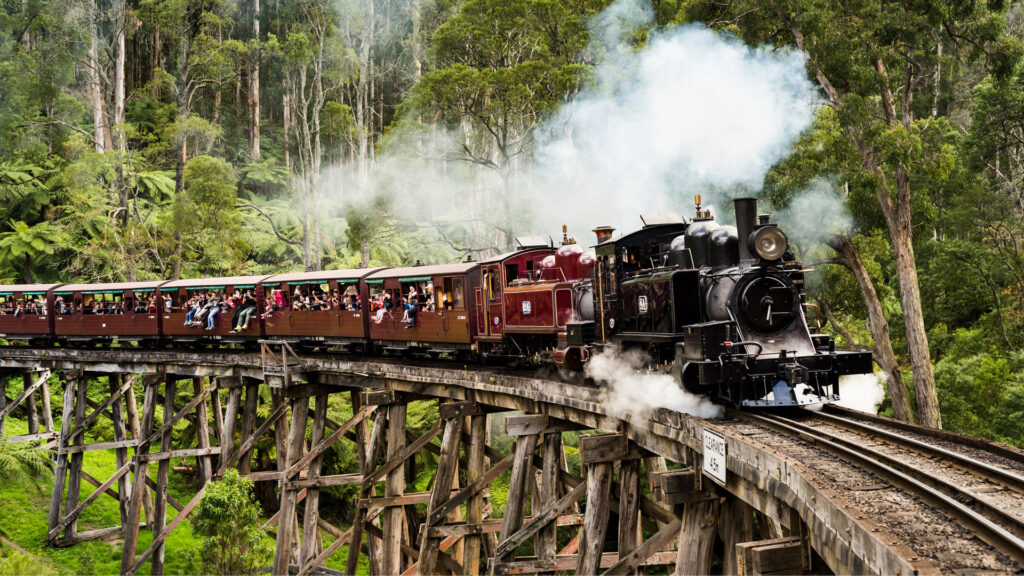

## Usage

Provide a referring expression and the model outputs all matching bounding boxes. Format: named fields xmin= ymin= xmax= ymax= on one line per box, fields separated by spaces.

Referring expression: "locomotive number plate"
xmin=702 ymin=429 xmax=727 ymax=486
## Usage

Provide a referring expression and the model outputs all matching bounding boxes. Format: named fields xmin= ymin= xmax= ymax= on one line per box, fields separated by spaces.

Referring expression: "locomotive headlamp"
xmin=749 ymin=226 xmax=788 ymax=261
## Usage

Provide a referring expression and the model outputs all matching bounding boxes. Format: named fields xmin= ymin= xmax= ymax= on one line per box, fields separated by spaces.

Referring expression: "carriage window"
xmin=505 ymin=264 xmax=519 ymax=285
xmin=339 ymin=282 xmax=360 ymax=311
xmin=288 ymin=282 xmax=333 ymax=311
xmin=448 ymin=278 xmax=464 ymax=308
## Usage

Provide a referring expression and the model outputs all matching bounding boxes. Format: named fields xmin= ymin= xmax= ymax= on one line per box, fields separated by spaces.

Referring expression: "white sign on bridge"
xmin=702 ymin=428 xmax=727 ymax=486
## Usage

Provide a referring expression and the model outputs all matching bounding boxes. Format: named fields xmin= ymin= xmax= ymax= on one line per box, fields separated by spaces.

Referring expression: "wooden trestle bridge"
xmin=0 ymin=345 xmax=1022 ymax=576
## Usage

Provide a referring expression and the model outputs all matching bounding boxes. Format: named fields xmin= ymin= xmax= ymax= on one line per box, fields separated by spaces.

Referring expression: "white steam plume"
xmin=586 ymin=349 xmax=724 ymax=421
xmin=532 ymin=4 xmax=819 ymax=234
xmin=836 ymin=372 xmax=887 ymax=414
xmin=770 ymin=178 xmax=853 ymax=249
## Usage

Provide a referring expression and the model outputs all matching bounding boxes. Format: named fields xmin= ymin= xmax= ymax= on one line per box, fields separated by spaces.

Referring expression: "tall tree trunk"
xmin=115 ymin=2 xmax=128 ymax=225
xmin=826 ymin=234 xmax=914 ymax=422
xmin=889 ymin=179 xmax=941 ymax=428
xmin=152 ymin=25 xmax=162 ymax=99
xmin=411 ymin=0 xmax=422 ymax=80
xmin=249 ymin=0 xmax=261 ymax=160
xmin=89 ymin=2 xmax=106 ymax=154
xmin=355 ymin=0 xmax=374 ymax=182
xmin=283 ymin=89 xmax=291 ymax=170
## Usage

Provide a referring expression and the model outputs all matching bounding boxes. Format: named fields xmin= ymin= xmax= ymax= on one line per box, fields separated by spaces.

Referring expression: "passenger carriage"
xmin=363 ymin=263 xmax=480 ymax=356
xmin=160 ymin=275 xmax=272 ymax=342
xmin=52 ymin=281 xmax=165 ymax=344
xmin=0 ymin=283 xmax=60 ymax=343
xmin=262 ymin=268 xmax=380 ymax=348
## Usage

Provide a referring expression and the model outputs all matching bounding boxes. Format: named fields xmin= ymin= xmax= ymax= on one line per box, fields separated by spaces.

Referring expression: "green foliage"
xmin=184 ymin=469 xmax=273 ymax=576
xmin=0 ymin=548 xmax=54 ymax=576
xmin=0 ymin=436 xmax=51 ymax=490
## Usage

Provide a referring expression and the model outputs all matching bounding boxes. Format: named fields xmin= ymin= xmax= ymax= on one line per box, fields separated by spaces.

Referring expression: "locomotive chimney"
xmin=735 ymin=197 xmax=757 ymax=261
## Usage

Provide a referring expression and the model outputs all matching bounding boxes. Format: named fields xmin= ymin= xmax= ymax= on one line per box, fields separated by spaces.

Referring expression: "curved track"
xmin=734 ymin=408 xmax=1024 ymax=566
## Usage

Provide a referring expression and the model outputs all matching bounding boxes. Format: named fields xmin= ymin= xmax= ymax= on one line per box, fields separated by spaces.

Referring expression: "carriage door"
xmin=485 ymin=265 xmax=503 ymax=335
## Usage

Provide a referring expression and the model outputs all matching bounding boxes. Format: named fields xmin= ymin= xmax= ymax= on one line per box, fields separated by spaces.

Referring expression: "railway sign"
xmin=703 ymin=428 xmax=727 ymax=486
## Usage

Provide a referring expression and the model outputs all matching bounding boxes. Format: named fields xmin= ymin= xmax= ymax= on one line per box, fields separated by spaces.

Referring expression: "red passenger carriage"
xmin=0 ymin=284 xmax=59 ymax=342
xmin=363 ymin=263 xmax=480 ymax=355
xmin=160 ymin=275 xmax=272 ymax=342
xmin=262 ymin=268 xmax=380 ymax=346
xmin=53 ymin=281 xmax=165 ymax=344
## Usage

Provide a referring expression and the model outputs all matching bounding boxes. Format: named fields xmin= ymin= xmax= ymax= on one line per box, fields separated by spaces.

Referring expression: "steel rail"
xmin=813 ymin=410 xmax=1024 ymax=496
xmin=824 ymin=405 xmax=1024 ymax=464
xmin=734 ymin=410 xmax=1024 ymax=566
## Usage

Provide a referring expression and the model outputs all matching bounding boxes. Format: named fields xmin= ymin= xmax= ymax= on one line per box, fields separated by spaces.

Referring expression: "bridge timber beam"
xmin=0 ymin=347 xmax=989 ymax=575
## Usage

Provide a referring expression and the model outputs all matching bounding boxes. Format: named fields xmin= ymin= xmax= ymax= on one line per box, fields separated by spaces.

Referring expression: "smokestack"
xmin=735 ymin=198 xmax=757 ymax=261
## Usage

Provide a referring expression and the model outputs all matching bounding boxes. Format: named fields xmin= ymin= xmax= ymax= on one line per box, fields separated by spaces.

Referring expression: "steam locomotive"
xmin=0 ymin=197 xmax=871 ymax=409
xmin=550 ymin=197 xmax=873 ymax=408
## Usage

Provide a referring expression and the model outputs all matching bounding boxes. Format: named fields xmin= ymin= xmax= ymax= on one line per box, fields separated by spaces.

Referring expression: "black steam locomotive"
xmin=561 ymin=197 xmax=873 ymax=408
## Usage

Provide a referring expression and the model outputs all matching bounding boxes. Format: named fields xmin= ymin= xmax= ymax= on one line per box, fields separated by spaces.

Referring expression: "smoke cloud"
xmin=770 ymin=178 xmax=853 ymax=252
xmin=836 ymin=372 xmax=887 ymax=414
xmin=586 ymin=349 xmax=725 ymax=421
xmin=531 ymin=3 xmax=819 ymax=234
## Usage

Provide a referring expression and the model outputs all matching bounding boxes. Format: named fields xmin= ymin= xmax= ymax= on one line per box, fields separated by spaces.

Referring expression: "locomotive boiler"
xmin=561 ymin=197 xmax=873 ymax=408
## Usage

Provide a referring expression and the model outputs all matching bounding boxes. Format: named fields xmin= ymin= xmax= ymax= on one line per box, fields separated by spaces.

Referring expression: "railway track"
xmin=732 ymin=407 xmax=1024 ymax=567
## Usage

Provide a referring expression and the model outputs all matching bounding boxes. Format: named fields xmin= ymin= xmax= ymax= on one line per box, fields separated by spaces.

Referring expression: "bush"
xmin=183 ymin=469 xmax=272 ymax=576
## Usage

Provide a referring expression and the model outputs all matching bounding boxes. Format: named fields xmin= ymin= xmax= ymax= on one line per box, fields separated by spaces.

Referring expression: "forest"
xmin=1 ymin=0 xmax=1024 ymax=571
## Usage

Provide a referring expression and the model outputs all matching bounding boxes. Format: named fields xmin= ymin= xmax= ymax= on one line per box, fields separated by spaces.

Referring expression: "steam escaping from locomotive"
xmin=836 ymin=372 xmax=887 ymax=414
xmin=531 ymin=1 xmax=819 ymax=233
xmin=587 ymin=348 xmax=725 ymax=421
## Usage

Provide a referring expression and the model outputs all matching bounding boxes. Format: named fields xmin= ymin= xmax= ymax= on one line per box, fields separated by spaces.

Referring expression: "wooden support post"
xmin=237 ymin=381 xmax=259 ymax=475
xmin=47 ymin=372 xmax=79 ymax=542
xmin=536 ymin=432 xmax=561 ymax=565
xmin=210 ymin=380 xmax=224 ymax=444
xmin=151 ymin=378 xmax=176 ymax=575
xmin=382 ymin=401 xmax=407 ymax=576
xmin=60 ymin=373 xmax=88 ymax=544
xmin=220 ymin=386 xmax=242 ymax=467
xmin=674 ymin=498 xmax=720 ymax=576
xmin=464 ymin=414 xmax=487 ymax=575
xmin=111 ymin=375 xmax=131 ymax=530
xmin=122 ymin=376 xmax=157 ymax=574
xmin=575 ymin=462 xmax=612 ymax=576
xmin=719 ymin=495 xmax=755 ymax=576
xmin=299 ymin=393 xmax=328 ymax=570
xmin=125 ymin=376 xmax=154 ymax=523
xmin=40 ymin=374 xmax=54 ymax=433
xmin=417 ymin=405 xmax=464 ymax=576
xmin=618 ymin=458 xmax=642 ymax=567
xmin=24 ymin=372 xmax=38 ymax=435
xmin=347 ymin=408 xmax=386 ymax=576
xmin=192 ymin=378 xmax=212 ymax=482
xmin=272 ymin=396 xmax=310 ymax=576
xmin=495 ymin=431 xmax=538 ymax=568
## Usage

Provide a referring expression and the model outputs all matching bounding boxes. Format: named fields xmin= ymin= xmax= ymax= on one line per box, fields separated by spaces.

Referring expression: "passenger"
xmin=275 ymin=288 xmax=286 ymax=309
xmin=403 ymin=297 xmax=418 ymax=329
xmin=231 ymin=291 xmax=258 ymax=333
xmin=424 ymin=285 xmax=435 ymax=311
xmin=372 ymin=293 xmax=391 ymax=324
xmin=184 ymin=295 xmax=199 ymax=326
xmin=203 ymin=293 xmax=220 ymax=330
xmin=163 ymin=293 xmax=173 ymax=313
